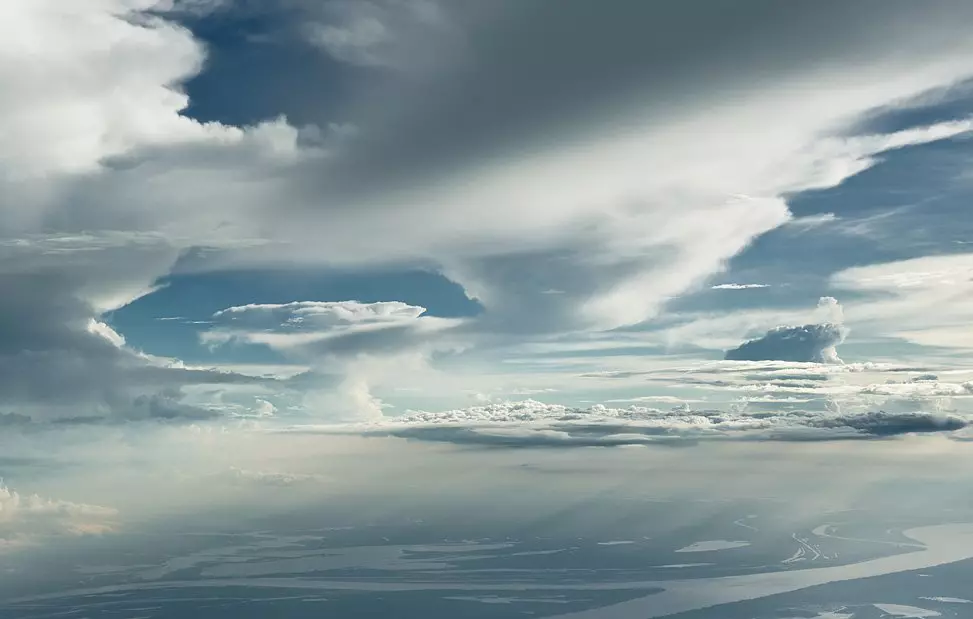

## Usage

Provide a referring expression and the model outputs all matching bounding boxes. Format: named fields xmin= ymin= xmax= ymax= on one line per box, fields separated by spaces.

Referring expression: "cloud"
xmin=711 ymin=283 xmax=771 ymax=290
xmin=831 ymin=253 xmax=973 ymax=350
xmin=0 ymin=235 xmax=267 ymax=421
xmin=204 ymin=300 xmax=461 ymax=356
xmin=784 ymin=212 xmax=839 ymax=231
xmin=4 ymin=1 xmax=973 ymax=419
xmin=716 ymin=296 xmax=849 ymax=364
xmin=0 ymin=483 xmax=117 ymax=549
xmin=725 ymin=323 xmax=849 ymax=364
xmin=807 ymin=411 xmax=968 ymax=436
xmin=218 ymin=467 xmax=326 ymax=487
xmin=287 ymin=399 xmax=970 ymax=448
xmin=860 ymin=381 xmax=973 ymax=398
xmin=0 ymin=1 xmax=314 ymax=421
xmin=301 ymin=0 xmax=453 ymax=67
xmin=632 ymin=360 xmax=973 ymax=423
xmin=204 ymin=300 xmax=465 ymax=419
xmin=230 ymin=2 xmax=973 ymax=340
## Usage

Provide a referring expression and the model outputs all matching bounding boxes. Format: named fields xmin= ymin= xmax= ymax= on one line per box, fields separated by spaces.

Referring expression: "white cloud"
xmin=204 ymin=300 xmax=460 ymax=351
xmin=711 ymin=283 xmax=770 ymax=290
xmin=204 ymin=300 xmax=466 ymax=419
xmin=784 ymin=212 xmax=838 ymax=231
xmin=726 ymin=324 xmax=848 ymax=364
xmin=832 ymin=253 xmax=973 ymax=349
xmin=220 ymin=466 xmax=325 ymax=487
xmin=0 ymin=1 xmax=318 ymax=420
xmin=290 ymin=398 xmax=971 ymax=447
xmin=202 ymin=2 xmax=973 ymax=343
xmin=0 ymin=483 xmax=117 ymax=549
xmin=4 ymin=1 xmax=973 ymax=420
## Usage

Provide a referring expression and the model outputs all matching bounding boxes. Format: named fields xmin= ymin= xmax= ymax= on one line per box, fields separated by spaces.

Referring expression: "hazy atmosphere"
xmin=4 ymin=2 xmax=973 ymax=617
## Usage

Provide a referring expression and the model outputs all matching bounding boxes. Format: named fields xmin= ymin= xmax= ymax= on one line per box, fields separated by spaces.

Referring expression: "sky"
xmin=5 ymin=0 xmax=973 ymax=571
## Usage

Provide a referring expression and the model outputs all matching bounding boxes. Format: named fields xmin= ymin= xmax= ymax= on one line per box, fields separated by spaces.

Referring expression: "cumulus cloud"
xmin=721 ymin=297 xmax=848 ymax=364
xmin=0 ymin=1 xmax=314 ymax=421
xmin=815 ymin=296 xmax=845 ymax=324
xmin=203 ymin=300 xmax=464 ymax=419
xmin=286 ymin=399 xmax=970 ymax=448
xmin=0 ymin=483 xmax=117 ymax=549
xmin=725 ymin=324 xmax=849 ymax=364
xmin=4 ymin=0 xmax=973 ymax=421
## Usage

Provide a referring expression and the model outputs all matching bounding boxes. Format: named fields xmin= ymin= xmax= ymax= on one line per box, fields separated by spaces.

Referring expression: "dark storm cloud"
xmin=725 ymin=324 xmax=848 ymax=364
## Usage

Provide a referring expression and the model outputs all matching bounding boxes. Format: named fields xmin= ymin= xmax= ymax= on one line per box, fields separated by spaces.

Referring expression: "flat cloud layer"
xmin=204 ymin=300 xmax=459 ymax=353
xmin=285 ymin=399 xmax=971 ymax=448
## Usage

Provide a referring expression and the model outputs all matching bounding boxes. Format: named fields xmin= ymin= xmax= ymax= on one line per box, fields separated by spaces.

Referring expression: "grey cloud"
xmin=744 ymin=373 xmax=830 ymax=382
xmin=364 ymin=424 xmax=698 ymax=449
xmin=191 ymin=0 xmax=461 ymax=69
xmin=235 ymin=1 xmax=973 ymax=340
xmin=441 ymin=247 xmax=652 ymax=335
xmin=0 ymin=243 xmax=268 ymax=423
xmin=303 ymin=0 xmax=452 ymax=67
xmin=807 ymin=411 xmax=968 ymax=436
xmin=130 ymin=389 xmax=221 ymax=421
xmin=300 ymin=400 xmax=969 ymax=448
xmin=308 ymin=0 xmax=973 ymax=194
xmin=6 ymin=0 xmax=973 ymax=422
xmin=156 ymin=0 xmax=231 ymax=15
xmin=725 ymin=323 xmax=848 ymax=364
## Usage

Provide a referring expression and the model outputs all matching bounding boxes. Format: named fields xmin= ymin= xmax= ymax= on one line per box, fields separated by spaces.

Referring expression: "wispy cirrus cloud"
xmin=711 ymin=283 xmax=771 ymax=290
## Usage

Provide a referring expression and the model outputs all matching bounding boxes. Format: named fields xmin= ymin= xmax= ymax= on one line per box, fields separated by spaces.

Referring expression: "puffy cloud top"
xmin=725 ymin=323 xmax=848 ymax=364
